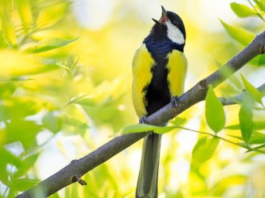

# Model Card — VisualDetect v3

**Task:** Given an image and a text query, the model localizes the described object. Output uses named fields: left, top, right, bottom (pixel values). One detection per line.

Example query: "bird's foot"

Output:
left=139, top=116, right=153, bottom=136
left=139, top=116, right=149, bottom=124
left=172, top=96, right=180, bottom=107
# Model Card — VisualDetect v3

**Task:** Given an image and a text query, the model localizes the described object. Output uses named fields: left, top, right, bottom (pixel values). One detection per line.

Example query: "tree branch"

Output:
left=220, top=82, right=265, bottom=106
left=17, top=31, right=265, bottom=198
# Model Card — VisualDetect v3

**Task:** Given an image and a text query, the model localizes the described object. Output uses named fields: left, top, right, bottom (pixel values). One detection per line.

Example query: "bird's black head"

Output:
left=151, top=6, right=186, bottom=45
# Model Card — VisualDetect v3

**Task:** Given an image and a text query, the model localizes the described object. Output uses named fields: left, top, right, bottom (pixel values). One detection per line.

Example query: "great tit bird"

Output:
left=132, top=6, right=187, bottom=198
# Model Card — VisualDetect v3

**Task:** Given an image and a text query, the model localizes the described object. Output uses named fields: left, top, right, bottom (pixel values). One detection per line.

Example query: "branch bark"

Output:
left=17, top=31, right=265, bottom=198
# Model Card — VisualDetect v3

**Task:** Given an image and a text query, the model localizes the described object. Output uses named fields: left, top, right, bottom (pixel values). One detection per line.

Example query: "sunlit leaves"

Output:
left=36, top=3, right=68, bottom=29
left=12, top=178, right=40, bottom=191
left=170, top=117, right=187, bottom=126
left=122, top=123, right=182, bottom=135
left=205, top=85, right=225, bottom=133
left=216, top=61, right=243, bottom=90
left=58, top=55, right=81, bottom=78
left=42, top=112, right=62, bottom=133
left=63, top=115, right=89, bottom=129
left=23, top=38, right=78, bottom=53
left=239, top=93, right=254, bottom=144
left=220, top=20, right=255, bottom=46
left=241, top=75, right=263, bottom=104
left=5, top=120, right=42, bottom=148
left=253, top=0, right=265, bottom=12
left=0, top=1, right=84, bottom=197
left=0, top=82, right=16, bottom=98
left=0, top=0, right=263, bottom=197
left=227, top=120, right=265, bottom=130
left=0, top=98, right=41, bottom=121
left=14, top=153, right=40, bottom=178
left=230, top=3, right=256, bottom=18
left=122, top=124, right=159, bottom=134
left=191, top=137, right=220, bottom=169
left=69, top=95, right=96, bottom=107
left=250, top=131, right=265, bottom=144
left=0, top=13, right=17, bottom=46
left=0, top=50, right=45, bottom=77
left=228, top=131, right=265, bottom=144
left=237, top=75, right=263, bottom=144
left=17, top=0, right=33, bottom=33
left=211, top=175, right=247, bottom=195
left=0, top=147, right=21, bottom=184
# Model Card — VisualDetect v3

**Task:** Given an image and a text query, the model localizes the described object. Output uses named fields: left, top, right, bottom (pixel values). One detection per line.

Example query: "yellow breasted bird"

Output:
left=132, top=6, right=187, bottom=198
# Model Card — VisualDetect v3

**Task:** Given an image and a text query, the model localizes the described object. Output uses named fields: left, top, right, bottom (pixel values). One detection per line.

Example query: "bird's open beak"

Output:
left=152, top=6, right=167, bottom=25
left=160, top=6, right=167, bottom=23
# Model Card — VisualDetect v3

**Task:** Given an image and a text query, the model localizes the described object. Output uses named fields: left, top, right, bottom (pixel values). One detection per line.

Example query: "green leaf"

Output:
left=241, top=75, right=263, bottom=104
left=250, top=131, right=265, bottom=144
left=228, top=131, right=265, bottom=144
left=12, top=178, right=39, bottom=191
left=5, top=120, right=42, bottom=149
left=257, top=54, right=265, bottom=67
left=191, top=137, right=220, bottom=169
left=0, top=147, right=21, bottom=167
left=215, top=61, right=243, bottom=90
left=227, top=134, right=242, bottom=140
left=205, top=85, right=226, bottom=133
left=230, top=3, right=256, bottom=18
left=64, top=115, right=89, bottom=129
left=211, top=175, right=246, bottom=195
left=253, top=0, right=265, bottom=12
left=14, top=153, right=40, bottom=178
left=0, top=163, right=9, bottom=185
left=122, top=124, right=159, bottom=134
left=220, top=20, right=255, bottom=46
left=24, top=38, right=78, bottom=53
left=36, top=3, right=68, bottom=29
left=123, top=122, right=184, bottom=135
left=239, top=93, right=254, bottom=144
left=226, top=121, right=265, bottom=130
left=73, top=97, right=96, bottom=106
left=154, top=126, right=176, bottom=134
left=49, top=193, right=61, bottom=198
left=42, top=112, right=62, bottom=133
left=0, top=97, right=42, bottom=122
left=170, top=117, right=187, bottom=126
left=0, top=147, right=22, bottom=184
left=0, top=12, right=17, bottom=46
left=17, top=0, right=33, bottom=33
left=0, top=82, right=16, bottom=98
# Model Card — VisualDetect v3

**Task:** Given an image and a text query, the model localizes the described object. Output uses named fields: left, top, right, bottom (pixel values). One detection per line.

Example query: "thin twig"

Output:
left=247, top=0, right=265, bottom=22
left=176, top=126, right=241, bottom=147
left=219, top=82, right=265, bottom=106
left=176, top=126, right=265, bottom=154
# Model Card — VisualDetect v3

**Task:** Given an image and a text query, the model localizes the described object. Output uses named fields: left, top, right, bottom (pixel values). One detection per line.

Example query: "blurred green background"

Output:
left=1, top=0, right=265, bottom=197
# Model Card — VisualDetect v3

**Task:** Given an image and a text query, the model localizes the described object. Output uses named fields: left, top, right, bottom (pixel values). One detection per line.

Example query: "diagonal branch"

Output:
left=17, top=31, right=265, bottom=198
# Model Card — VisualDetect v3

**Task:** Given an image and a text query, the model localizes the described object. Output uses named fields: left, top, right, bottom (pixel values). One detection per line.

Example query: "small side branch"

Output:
left=220, top=82, right=265, bottom=106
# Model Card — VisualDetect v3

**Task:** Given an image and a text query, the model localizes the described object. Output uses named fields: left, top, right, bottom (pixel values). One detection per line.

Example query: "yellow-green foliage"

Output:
left=1, top=0, right=265, bottom=198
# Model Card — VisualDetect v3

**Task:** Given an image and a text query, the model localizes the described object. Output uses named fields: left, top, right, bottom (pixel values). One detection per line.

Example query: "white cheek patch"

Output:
left=165, top=21, right=185, bottom=45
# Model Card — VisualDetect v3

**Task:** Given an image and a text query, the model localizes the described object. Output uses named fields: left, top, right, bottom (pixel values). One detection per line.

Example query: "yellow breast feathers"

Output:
left=167, top=50, right=187, bottom=97
left=132, top=44, right=154, bottom=117
left=132, top=45, right=187, bottom=118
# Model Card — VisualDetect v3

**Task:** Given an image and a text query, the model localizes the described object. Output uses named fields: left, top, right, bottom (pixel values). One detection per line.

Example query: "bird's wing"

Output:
left=167, top=50, right=187, bottom=97
left=132, top=43, right=155, bottom=117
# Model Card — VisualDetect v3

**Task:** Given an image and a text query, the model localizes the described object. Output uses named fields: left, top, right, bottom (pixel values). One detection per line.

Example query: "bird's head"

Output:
left=152, top=6, right=186, bottom=45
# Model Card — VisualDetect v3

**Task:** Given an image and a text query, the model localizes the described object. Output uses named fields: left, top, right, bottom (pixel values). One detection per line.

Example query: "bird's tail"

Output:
left=136, top=133, right=162, bottom=198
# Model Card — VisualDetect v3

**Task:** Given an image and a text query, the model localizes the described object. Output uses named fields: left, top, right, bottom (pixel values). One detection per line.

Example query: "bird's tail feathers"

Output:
left=136, top=133, right=161, bottom=198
